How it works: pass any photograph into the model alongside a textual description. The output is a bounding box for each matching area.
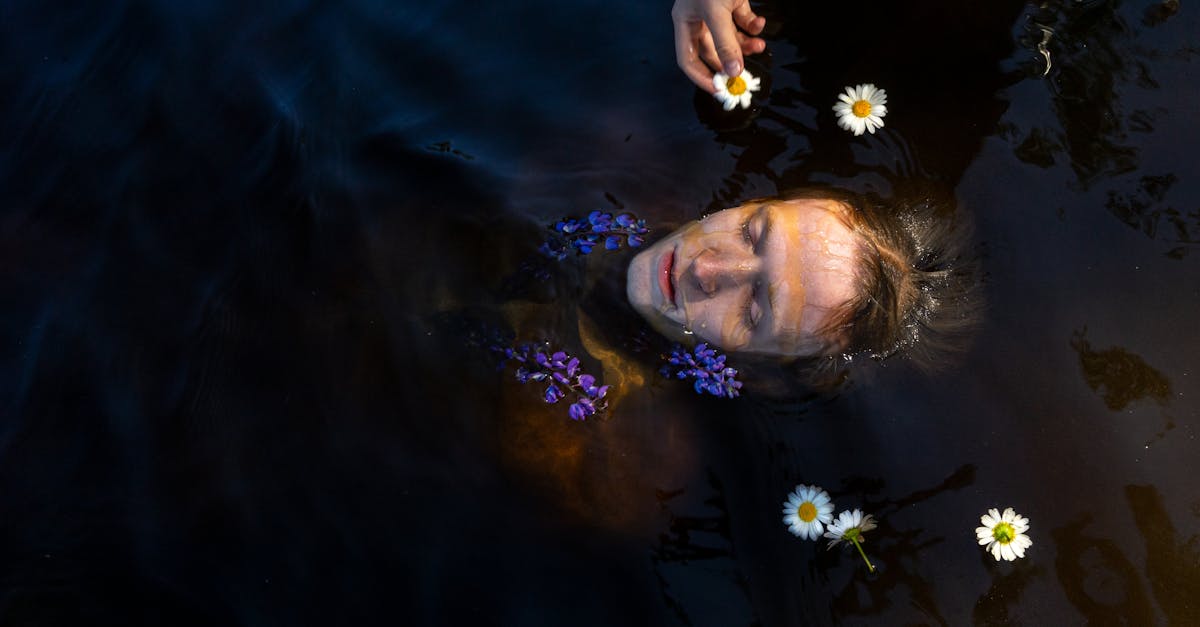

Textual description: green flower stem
[850,536,876,572]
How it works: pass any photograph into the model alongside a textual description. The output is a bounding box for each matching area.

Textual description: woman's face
[626,198,864,356]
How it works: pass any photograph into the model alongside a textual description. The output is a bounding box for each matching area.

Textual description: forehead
[749,199,862,355]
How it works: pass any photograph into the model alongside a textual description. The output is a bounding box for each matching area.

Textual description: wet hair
[741,186,983,388]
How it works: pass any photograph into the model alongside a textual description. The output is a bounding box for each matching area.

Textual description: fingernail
[723,60,741,77]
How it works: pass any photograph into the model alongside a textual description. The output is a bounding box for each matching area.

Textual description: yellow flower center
[797,501,817,522]
[992,522,1015,544]
[726,76,747,96]
[851,100,872,118]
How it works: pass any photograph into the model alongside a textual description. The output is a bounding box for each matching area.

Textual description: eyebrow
[757,205,779,320]
[753,204,773,254]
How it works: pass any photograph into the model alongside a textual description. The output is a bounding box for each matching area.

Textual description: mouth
[658,248,676,308]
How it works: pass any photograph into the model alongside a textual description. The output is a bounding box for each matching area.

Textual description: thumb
[701,7,743,76]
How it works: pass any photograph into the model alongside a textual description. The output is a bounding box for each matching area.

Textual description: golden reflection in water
[491,305,698,532]
[1124,484,1200,625]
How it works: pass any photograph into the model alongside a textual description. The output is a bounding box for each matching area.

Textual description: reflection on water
[1125,484,1200,625]
[825,466,976,625]
[972,557,1044,626]
[3,0,1200,624]
[1106,173,1200,258]
[1008,0,1200,257]
[1053,484,1200,625]
[1070,328,1170,410]
[1053,514,1157,625]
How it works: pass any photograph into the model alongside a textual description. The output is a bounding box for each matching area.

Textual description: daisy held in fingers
[782,485,834,540]
[712,69,761,110]
[824,509,878,572]
[833,84,888,135]
[976,507,1032,561]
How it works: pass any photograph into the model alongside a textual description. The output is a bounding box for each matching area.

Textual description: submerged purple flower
[540,210,651,259]
[660,343,744,399]
[495,342,612,420]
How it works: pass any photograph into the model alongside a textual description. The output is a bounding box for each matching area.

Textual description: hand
[671,0,766,93]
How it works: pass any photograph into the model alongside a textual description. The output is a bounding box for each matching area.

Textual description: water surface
[2,1,1198,625]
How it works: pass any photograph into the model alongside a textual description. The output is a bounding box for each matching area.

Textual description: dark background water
[3,0,1198,625]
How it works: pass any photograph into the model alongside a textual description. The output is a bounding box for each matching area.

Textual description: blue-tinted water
[3,1,1198,625]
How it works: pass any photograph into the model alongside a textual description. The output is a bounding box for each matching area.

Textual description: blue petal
[605,235,620,250]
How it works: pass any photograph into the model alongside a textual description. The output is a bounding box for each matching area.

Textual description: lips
[658,249,676,307]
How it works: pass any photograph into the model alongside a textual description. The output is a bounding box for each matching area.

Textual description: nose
[689,249,758,295]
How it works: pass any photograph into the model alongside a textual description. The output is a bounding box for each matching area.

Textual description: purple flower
[660,343,743,399]
[540,211,653,259]
[495,342,612,419]
[568,398,595,420]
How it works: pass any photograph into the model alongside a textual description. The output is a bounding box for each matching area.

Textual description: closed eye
[741,284,761,330]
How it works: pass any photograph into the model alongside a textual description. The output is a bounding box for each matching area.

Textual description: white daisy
[824,509,878,548]
[832,83,888,135]
[976,507,1032,562]
[824,508,878,571]
[781,484,835,540]
[712,69,762,111]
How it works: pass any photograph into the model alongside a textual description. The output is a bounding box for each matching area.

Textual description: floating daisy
[782,484,835,540]
[712,69,761,111]
[833,83,888,135]
[976,507,1032,562]
[824,509,878,572]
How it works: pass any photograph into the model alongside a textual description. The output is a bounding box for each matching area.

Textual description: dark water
[3,1,1199,625]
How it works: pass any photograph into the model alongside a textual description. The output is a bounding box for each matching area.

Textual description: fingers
[674,20,719,93]
[732,3,765,35]
[671,0,767,93]
[700,4,744,77]
[698,31,721,75]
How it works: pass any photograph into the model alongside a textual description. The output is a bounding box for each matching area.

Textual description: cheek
[689,297,752,350]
